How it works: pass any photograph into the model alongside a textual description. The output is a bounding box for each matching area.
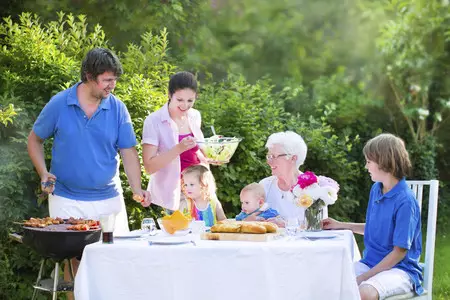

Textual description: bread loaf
[211,223,242,233]
[211,221,278,234]
[257,222,278,233]
[240,222,267,234]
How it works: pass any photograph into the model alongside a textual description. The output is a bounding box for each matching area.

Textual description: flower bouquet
[291,171,340,231]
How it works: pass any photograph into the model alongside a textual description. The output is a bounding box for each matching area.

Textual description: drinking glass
[141,218,157,236]
[191,220,206,234]
[99,214,116,244]
[286,217,299,237]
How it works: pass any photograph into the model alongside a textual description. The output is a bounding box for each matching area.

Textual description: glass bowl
[201,136,242,164]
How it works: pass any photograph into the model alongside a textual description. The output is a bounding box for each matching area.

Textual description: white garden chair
[385,179,439,300]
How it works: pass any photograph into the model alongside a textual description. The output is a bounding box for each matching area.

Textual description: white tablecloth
[75,230,360,300]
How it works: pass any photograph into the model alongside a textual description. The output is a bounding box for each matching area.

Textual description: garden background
[0,0,449,298]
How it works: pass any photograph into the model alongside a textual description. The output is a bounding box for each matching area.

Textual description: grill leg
[52,262,59,300]
[67,259,75,281]
[32,259,46,300]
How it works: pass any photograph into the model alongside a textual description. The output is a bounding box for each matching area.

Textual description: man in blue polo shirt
[27,47,150,233]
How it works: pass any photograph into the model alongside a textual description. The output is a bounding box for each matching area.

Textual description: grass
[433,232,450,299]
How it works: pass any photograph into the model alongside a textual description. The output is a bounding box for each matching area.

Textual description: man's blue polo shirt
[33,82,137,201]
[361,178,423,295]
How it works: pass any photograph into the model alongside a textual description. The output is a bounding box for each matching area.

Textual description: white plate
[148,235,194,245]
[160,229,191,237]
[301,231,338,240]
[114,230,147,238]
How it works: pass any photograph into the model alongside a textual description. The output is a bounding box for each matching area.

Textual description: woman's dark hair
[168,71,198,96]
[80,48,123,82]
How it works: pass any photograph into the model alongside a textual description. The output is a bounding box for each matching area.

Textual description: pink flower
[296,171,318,189]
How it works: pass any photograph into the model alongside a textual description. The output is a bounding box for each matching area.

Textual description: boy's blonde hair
[240,183,266,201]
[363,133,412,179]
[181,164,216,197]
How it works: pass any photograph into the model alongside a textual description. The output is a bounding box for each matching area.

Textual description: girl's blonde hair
[363,133,412,179]
[181,165,217,199]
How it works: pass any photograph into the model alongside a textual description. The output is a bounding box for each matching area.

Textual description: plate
[160,229,191,237]
[301,232,338,240]
[114,230,147,238]
[147,235,194,245]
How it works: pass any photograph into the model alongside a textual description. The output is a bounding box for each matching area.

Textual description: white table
[75,230,360,300]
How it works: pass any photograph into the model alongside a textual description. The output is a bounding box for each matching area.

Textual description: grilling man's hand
[41,172,56,194]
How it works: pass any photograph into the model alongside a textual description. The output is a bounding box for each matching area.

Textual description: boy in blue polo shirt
[322,133,423,300]
[27,48,151,231]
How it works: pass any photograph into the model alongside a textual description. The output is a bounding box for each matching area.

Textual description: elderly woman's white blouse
[259,176,328,221]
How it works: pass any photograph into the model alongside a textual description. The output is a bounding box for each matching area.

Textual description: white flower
[291,173,340,208]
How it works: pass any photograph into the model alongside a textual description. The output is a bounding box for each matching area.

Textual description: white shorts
[354,261,413,299]
[48,194,130,235]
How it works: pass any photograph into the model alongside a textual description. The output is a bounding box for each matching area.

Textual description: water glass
[141,218,157,236]
[286,218,299,237]
[191,220,206,234]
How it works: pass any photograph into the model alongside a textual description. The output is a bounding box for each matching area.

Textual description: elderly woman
[259,131,327,227]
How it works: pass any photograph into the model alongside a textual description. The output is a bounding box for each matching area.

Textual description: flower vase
[305,205,324,231]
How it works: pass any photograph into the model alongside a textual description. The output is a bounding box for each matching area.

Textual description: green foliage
[196,75,290,214]
[0,103,17,126]
[3,0,209,56]
[181,0,387,87]
[0,12,173,297]
[196,75,363,220]
[377,0,450,142]
[290,117,367,222]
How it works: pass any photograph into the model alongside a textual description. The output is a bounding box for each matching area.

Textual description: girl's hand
[321,218,341,230]
[177,136,197,153]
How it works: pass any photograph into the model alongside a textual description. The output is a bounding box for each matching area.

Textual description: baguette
[257,222,278,233]
[210,223,242,233]
[211,221,278,234]
[240,222,267,234]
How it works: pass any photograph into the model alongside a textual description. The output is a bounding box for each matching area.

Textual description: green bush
[196,75,364,220]
[196,75,290,214]
[0,12,173,298]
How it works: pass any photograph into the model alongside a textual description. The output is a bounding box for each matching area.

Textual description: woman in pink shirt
[142,72,208,210]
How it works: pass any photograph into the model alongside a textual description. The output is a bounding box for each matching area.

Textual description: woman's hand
[177,136,197,153]
[321,217,342,230]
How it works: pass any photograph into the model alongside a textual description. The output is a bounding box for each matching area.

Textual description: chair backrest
[406,180,439,295]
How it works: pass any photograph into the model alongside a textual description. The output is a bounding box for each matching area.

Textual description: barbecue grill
[10,223,101,300]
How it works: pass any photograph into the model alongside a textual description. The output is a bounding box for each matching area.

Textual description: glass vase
[305,205,324,231]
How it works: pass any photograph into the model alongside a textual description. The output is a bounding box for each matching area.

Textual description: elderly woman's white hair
[265,131,307,169]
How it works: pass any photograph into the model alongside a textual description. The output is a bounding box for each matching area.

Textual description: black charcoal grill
[10,223,101,300]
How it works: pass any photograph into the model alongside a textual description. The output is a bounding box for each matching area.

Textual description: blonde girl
[180,165,226,226]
